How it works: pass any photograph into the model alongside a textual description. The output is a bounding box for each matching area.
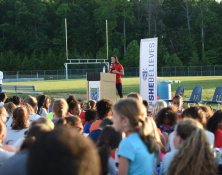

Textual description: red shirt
[214,129,222,148]
[79,111,87,126]
[109,64,123,84]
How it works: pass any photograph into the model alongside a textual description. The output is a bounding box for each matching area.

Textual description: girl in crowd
[0,119,15,166]
[24,96,40,121]
[4,107,28,145]
[113,98,160,175]
[97,126,122,175]
[37,95,50,117]
[155,106,178,135]
[23,103,40,121]
[152,100,167,119]
[207,109,222,148]
[161,118,217,175]
[89,100,96,110]
[172,95,183,119]
[4,102,17,130]
[0,106,7,123]
[68,100,81,117]
[83,109,97,134]
[12,96,21,107]
[52,99,68,123]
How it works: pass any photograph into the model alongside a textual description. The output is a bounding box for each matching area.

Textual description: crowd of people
[0,91,221,175]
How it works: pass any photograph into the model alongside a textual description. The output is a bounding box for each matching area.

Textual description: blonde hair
[0,106,7,117]
[52,99,68,119]
[127,92,143,103]
[0,119,6,138]
[4,102,17,115]
[152,100,167,118]
[114,98,160,155]
[30,117,54,130]
[23,103,35,115]
[168,118,217,175]
[24,96,38,113]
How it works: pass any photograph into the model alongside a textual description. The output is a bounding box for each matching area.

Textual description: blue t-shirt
[118,133,155,175]
[83,123,91,134]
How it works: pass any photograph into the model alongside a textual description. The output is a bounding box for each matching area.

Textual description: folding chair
[202,87,222,111]
[183,86,202,105]
[164,86,185,103]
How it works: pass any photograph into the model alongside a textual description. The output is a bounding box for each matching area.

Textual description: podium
[87,72,116,102]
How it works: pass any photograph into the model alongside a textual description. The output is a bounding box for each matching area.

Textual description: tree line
[0,0,221,71]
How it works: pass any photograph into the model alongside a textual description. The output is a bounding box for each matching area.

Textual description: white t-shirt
[3,128,28,145]
[29,114,40,121]
[0,146,15,166]
[5,116,13,130]
[39,108,48,117]
[0,102,4,107]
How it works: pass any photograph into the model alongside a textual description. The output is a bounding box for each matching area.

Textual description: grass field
[3,76,222,104]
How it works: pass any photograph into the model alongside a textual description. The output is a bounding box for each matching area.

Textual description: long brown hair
[114,98,160,155]
[111,55,120,64]
[168,118,217,175]
[12,107,28,130]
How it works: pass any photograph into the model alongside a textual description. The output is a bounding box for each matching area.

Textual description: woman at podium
[108,55,124,98]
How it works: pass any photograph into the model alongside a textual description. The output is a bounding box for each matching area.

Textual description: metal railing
[2,65,222,82]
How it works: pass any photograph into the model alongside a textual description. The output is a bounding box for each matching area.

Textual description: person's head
[4,102,17,116]
[52,99,68,119]
[30,117,54,130]
[0,119,6,143]
[65,116,83,133]
[99,118,113,130]
[152,100,167,118]
[168,118,217,175]
[0,106,7,122]
[172,95,183,112]
[5,98,12,103]
[111,55,120,65]
[77,99,84,110]
[12,107,28,130]
[88,100,96,109]
[66,95,77,105]
[21,123,52,150]
[24,96,38,113]
[182,106,206,129]
[113,98,160,155]
[155,106,178,126]
[27,128,101,175]
[23,103,35,115]
[12,96,21,106]
[83,103,90,111]
[143,100,149,114]
[85,109,97,124]
[0,93,7,103]
[200,105,213,121]
[37,95,50,114]
[96,99,113,120]
[127,92,143,103]
[68,100,81,116]
[97,126,122,175]
[207,109,222,133]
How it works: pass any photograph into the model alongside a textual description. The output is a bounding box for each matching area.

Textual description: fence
[2,65,222,82]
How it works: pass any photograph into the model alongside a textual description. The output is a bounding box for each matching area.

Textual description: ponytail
[138,117,160,156]
[98,143,112,175]
[168,119,217,175]
[97,126,122,175]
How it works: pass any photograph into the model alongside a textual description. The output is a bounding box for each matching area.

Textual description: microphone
[110,62,113,70]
